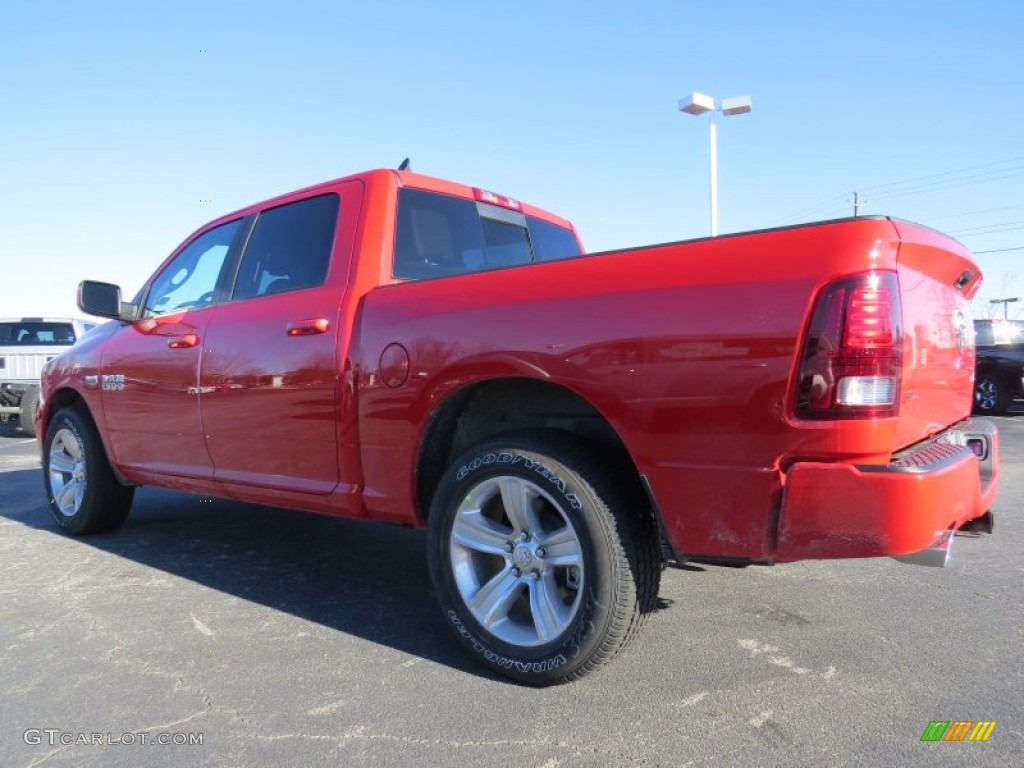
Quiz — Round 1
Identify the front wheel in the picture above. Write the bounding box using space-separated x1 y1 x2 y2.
43 406 134 534
428 430 660 685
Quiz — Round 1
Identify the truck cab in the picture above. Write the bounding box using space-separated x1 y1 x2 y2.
0 317 96 436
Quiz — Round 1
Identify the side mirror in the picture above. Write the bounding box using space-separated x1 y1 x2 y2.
78 280 136 321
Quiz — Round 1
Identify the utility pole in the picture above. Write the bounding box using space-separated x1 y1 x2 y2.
852 191 863 217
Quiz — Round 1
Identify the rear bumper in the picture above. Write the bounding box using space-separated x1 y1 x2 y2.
776 419 999 562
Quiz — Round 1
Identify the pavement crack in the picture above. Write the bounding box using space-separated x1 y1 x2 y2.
25 747 70 768
255 726 605 756
127 706 210 736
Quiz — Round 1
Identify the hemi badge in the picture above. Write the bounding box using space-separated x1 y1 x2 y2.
84 375 99 387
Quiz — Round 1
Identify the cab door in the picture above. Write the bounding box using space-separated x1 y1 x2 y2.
199 185 361 495
99 218 246 478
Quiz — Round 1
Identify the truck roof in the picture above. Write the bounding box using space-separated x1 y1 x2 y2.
187 168 577 240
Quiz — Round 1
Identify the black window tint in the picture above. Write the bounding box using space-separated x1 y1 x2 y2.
394 189 583 280
527 216 582 261
145 219 242 315
974 322 993 346
233 194 339 300
481 218 531 268
0 322 76 346
394 189 485 279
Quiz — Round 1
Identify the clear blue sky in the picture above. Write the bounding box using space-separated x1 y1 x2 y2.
2 0 1022 318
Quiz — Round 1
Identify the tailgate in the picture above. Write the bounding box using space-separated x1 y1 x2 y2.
0 348 56 382
891 221 980 449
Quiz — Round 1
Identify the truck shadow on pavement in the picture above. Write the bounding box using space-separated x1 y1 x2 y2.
1 468 498 682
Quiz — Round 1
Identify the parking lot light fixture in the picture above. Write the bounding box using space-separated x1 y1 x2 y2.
678 92 753 237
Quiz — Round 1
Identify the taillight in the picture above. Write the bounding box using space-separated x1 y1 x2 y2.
796 272 902 419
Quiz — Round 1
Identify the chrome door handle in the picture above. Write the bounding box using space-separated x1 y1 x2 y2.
286 318 330 336
167 334 199 349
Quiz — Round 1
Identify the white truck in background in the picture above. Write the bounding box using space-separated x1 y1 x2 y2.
0 318 96 436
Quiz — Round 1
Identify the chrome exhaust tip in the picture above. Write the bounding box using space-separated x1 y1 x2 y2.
892 529 953 568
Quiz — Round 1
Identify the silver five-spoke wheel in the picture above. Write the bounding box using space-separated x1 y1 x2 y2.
48 427 87 517
429 431 660 685
450 476 584 647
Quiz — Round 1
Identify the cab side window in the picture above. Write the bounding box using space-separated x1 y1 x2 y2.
232 194 340 300
144 220 242 316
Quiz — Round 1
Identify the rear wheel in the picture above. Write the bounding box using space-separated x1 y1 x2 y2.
973 374 1010 415
19 386 39 437
43 406 134 534
428 430 660 685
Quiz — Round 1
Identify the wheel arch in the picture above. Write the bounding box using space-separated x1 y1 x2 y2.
415 376 648 524
39 387 85 441
41 387 132 486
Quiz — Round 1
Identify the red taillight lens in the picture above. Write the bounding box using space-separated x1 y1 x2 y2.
796 272 902 419
844 284 895 348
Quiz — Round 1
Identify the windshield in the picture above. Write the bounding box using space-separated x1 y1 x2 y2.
975 320 1024 346
0 321 78 346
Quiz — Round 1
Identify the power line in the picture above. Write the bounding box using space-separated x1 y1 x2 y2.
950 220 1024 236
776 155 1024 223
868 169 1024 201
773 195 849 224
858 156 1024 194
975 246 1024 254
926 203 1024 221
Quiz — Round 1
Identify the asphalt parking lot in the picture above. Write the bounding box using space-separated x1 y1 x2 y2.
1 413 1022 767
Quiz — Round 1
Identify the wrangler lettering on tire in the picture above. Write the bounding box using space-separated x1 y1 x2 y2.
427 430 660 685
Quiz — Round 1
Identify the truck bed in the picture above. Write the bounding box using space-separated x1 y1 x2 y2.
355 216 990 562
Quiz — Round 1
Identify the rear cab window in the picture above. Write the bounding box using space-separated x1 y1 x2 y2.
0 321 78 346
393 188 582 280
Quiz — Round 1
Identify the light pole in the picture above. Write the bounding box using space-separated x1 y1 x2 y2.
990 297 1019 320
679 92 752 236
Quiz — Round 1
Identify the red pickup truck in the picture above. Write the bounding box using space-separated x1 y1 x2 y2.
39 168 998 685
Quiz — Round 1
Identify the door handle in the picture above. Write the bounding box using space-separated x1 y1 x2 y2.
167 334 199 349
286 318 330 336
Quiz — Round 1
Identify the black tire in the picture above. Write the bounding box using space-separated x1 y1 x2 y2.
427 430 660 685
973 374 1010 416
19 385 39 437
42 406 134 535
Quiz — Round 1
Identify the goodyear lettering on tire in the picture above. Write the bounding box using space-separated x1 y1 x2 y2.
456 452 582 510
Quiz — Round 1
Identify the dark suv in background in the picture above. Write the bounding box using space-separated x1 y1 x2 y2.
973 318 1024 415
